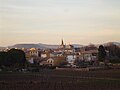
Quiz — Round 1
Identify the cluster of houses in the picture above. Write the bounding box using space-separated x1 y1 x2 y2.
22 40 100 67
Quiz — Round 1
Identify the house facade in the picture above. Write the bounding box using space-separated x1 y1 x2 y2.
80 50 98 62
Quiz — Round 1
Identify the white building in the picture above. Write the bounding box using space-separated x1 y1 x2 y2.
41 53 47 58
66 55 76 65
80 50 98 62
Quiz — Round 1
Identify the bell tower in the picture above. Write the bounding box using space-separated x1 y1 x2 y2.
61 39 64 46
59 39 65 49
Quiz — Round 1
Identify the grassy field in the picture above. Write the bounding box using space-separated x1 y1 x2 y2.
0 69 120 90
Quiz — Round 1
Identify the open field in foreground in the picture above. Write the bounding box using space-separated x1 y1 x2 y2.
0 69 120 90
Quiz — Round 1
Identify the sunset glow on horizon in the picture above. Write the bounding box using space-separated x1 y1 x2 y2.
0 0 120 46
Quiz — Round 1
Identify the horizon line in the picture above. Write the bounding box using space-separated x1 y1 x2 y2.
0 41 120 47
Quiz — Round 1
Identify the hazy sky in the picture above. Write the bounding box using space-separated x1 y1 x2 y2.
0 0 120 46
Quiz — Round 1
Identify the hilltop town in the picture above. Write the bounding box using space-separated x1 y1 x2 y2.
0 40 120 72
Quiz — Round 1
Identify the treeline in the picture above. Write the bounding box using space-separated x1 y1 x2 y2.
105 44 120 63
0 49 26 68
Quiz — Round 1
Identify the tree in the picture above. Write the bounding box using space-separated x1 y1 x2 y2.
98 45 106 62
105 44 120 63
106 44 120 58
0 52 8 66
7 49 26 68
0 49 26 68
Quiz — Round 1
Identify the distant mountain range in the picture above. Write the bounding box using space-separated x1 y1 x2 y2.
9 44 46 49
7 43 84 49
95 42 120 48
0 42 120 49
0 47 5 49
103 42 120 46
38 43 59 49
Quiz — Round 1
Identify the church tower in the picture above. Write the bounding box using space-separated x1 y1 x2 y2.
59 39 65 49
61 39 64 46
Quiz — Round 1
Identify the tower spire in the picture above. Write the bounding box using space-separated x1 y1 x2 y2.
61 39 64 45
